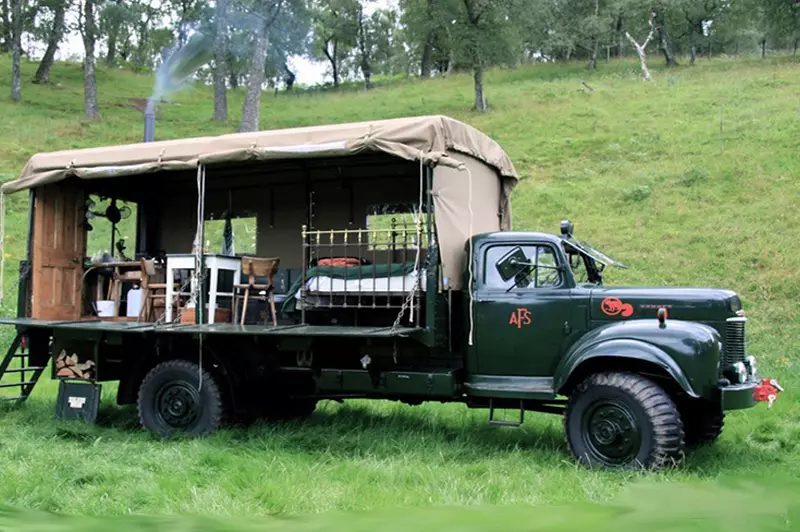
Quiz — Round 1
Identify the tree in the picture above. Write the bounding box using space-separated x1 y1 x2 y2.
653 2 678 67
33 0 69 84
240 0 307 132
80 0 100 119
626 12 656 81
457 0 521 110
310 0 357 87
10 0 22 101
2 0 11 53
100 0 132 66
213 0 228 120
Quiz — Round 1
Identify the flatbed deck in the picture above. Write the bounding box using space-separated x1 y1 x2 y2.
0 318 424 339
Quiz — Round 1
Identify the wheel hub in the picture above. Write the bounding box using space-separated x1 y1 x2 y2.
583 401 640 465
156 382 201 428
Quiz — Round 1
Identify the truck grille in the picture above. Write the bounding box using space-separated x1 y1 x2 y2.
722 317 746 367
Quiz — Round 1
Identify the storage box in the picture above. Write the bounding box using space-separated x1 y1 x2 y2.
180 306 232 324
55 380 101 423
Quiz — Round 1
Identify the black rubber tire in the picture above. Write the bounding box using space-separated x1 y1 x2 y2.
564 372 685 470
137 360 225 437
680 399 724 446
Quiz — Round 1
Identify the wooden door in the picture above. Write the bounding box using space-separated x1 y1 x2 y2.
32 183 86 320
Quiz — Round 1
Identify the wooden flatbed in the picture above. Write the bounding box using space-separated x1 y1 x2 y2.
0 318 424 339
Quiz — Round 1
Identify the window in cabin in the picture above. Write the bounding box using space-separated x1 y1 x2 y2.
85 195 138 261
366 203 431 251
203 215 257 255
484 244 562 290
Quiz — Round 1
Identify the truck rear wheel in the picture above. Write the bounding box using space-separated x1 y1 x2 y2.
680 399 724 446
137 360 225 437
564 372 685 469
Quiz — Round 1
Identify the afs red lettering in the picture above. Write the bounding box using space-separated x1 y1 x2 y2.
509 308 532 328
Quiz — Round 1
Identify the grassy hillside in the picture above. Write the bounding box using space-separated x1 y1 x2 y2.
0 54 799 526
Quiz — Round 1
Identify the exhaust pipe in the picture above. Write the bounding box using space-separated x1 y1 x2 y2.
144 98 156 142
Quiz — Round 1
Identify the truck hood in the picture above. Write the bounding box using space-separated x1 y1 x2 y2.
589 287 741 322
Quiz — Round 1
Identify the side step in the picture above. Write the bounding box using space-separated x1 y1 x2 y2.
488 398 525 427
0 331 48 406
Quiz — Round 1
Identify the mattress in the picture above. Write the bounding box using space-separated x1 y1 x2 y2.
296 269 426 299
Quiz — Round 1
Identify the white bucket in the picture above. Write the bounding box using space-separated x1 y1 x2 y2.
126 288 143 317
95 300 115 317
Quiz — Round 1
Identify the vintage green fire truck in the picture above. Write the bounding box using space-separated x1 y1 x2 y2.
0 115 781 469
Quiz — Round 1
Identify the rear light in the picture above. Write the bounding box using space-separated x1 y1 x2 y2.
736 309 746 317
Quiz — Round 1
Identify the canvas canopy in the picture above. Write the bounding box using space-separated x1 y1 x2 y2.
5 115 520 289
5 114 518 191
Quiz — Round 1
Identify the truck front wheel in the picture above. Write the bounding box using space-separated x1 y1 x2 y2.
679 399 724 446
138 360 225 437
564 372 685 469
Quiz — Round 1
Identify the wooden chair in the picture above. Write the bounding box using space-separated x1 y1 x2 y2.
109 264 145 318
233 257 280 326
138 258 180 322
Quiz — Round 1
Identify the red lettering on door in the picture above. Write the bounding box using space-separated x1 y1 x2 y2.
509 308 532 328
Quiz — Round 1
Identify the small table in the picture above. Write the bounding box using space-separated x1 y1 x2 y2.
165 254 242 324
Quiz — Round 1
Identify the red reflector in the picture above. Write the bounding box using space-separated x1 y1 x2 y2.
736 310 746 317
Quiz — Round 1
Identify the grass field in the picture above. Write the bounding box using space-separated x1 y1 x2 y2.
0 54 799 528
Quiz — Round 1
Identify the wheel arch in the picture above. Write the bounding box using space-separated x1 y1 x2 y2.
116 334 252 413
555 339 699 398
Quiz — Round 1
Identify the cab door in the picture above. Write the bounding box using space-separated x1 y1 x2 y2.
472 242 579 377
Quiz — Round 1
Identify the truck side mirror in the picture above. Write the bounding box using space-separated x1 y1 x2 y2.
495 246 531 282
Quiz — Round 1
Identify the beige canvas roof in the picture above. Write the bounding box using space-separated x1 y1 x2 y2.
3 115 519 195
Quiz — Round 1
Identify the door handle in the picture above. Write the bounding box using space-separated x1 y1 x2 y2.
563 321 571 334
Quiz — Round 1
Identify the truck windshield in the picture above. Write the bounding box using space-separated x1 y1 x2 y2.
562 237 627 284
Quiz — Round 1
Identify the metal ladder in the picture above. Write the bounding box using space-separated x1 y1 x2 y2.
0 331 47 405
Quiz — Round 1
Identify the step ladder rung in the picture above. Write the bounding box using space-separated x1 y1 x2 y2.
0 381 36 388
4 367 45 373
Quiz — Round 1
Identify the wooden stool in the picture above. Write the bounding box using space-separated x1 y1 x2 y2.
233 257 280 326
138 258 180 322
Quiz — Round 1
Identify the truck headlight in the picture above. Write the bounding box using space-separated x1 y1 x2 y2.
733 362 748 384
745 355 757 378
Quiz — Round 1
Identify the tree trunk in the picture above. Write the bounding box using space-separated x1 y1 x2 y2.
82 0 100 120
420 0 436 77
587 0 599 69
472 65 487 111
105 24 118 66
625 16 656 82
2 0 11 53
239 16 268 133
655 9 677 67
420 29 434 77
213 0 228 121
33 0 67 84
10 0 20 101
689 31 696 65
615 13 624 59
761 39 766 59
323 39 340 87
283 63 295 90
356 6 371 89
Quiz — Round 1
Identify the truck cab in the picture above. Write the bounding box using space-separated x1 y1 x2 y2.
464 220 776 468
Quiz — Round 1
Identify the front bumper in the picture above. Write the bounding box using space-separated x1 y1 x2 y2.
719 381 758 410
718 377 784 410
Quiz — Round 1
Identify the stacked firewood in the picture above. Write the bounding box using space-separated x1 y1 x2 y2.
55 351 96 379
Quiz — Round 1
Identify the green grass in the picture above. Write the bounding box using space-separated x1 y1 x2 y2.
0 54 799 528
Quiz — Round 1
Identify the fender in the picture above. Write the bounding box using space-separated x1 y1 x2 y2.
553 319 722 399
